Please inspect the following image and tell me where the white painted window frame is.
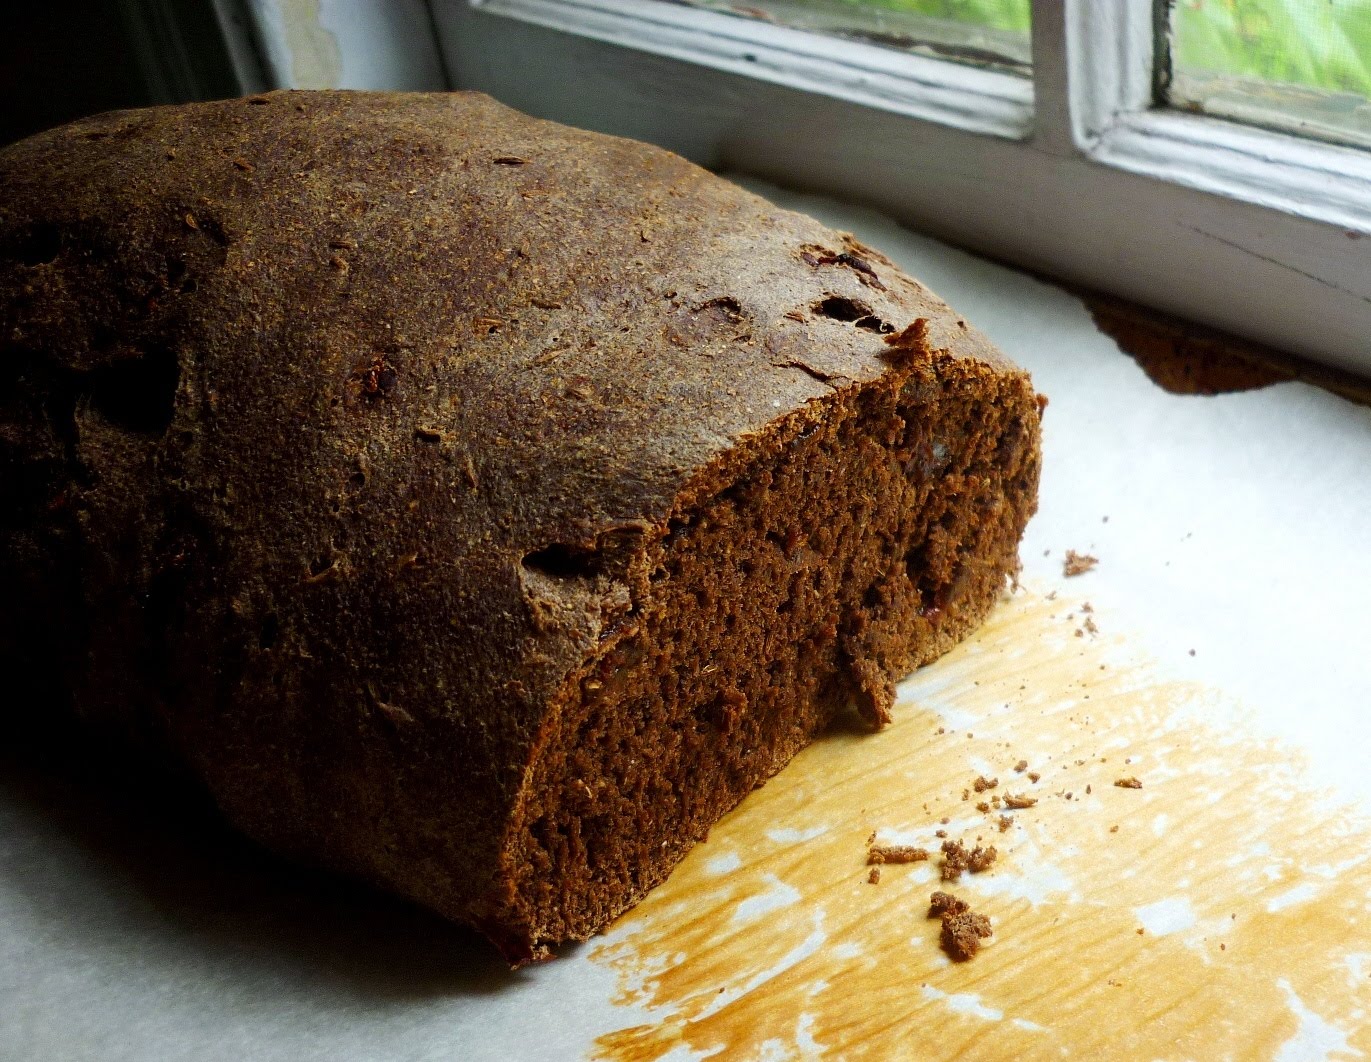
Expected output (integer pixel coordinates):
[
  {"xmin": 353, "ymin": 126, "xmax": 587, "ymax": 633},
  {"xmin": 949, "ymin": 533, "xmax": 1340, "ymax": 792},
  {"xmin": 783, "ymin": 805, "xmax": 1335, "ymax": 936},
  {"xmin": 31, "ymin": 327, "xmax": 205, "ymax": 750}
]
[
  {"xmin": 1060, "ymin": 1, "xmax": 1371, "ymax": 233},
  {"xmin": 458, "ymin": 0, "xmax": 1033, "ymax": 137},
  {"xmin": 216, "ymin": 0, "xmax": 1370, "ymax": 374},
  {"xmin": 433, "ymin": 0, "xmax": 1371, "ymax": 375}
]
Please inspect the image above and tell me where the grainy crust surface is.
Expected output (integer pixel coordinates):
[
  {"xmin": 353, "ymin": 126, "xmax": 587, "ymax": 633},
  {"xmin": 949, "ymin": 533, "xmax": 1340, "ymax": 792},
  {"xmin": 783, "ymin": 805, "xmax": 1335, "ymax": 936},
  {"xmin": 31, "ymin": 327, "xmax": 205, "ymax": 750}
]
[{"xmin": 0, "ymin": 90, "xmax": 1041, "ymax": 961}]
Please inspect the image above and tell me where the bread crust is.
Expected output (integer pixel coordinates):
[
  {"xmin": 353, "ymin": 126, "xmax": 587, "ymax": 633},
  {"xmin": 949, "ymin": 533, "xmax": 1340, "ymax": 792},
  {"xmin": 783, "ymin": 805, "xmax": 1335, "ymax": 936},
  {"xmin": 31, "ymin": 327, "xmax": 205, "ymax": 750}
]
[{"xmin": 0, "ymin": 91, "xmax": 1040, "ymax": 961}]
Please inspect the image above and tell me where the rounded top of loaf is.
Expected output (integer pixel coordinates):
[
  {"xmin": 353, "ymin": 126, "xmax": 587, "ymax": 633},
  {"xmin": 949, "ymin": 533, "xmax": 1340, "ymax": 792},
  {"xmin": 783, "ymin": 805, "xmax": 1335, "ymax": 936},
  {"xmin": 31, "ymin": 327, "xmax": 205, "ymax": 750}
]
[{"xmin": 0, "ymin": 85, "xmax": 1012, "ymax": 664}]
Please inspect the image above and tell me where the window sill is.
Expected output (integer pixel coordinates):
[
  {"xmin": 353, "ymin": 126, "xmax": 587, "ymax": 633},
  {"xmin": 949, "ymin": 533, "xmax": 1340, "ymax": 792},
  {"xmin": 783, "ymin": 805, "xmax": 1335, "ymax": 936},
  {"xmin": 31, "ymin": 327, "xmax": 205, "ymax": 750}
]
[{"xmin": 469, "ymin": 0, "xmax": 1033, "ymax": 138}]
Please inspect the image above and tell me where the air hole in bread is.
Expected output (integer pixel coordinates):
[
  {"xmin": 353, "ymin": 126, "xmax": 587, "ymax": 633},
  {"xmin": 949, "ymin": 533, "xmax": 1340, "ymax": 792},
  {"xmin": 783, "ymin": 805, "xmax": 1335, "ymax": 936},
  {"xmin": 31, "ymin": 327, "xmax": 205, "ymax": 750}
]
[
  {"xmin": 164, "ymin": 255, "xmax": 198, "ymax": 294},
  {"xmin": 12, "ymin": 223, "xmax": 61, "ymax": 267},
  {"xmin": 83, "ymin": 345, "xmax": 179, "ymax": 436},
  {"xmin": 813, "ymin": 296, "xmax": 892, "ymax": 333},
  {"xmin": 695, "ymin": 296, "xmax": 745, "ymax": 323},
  {"xmin": 523, "ymin": 542, "xmax": 603, "ymax": 581},
  {"xmin": 813, "ymin": 295, "xmax": 870, "ymax": 322}
]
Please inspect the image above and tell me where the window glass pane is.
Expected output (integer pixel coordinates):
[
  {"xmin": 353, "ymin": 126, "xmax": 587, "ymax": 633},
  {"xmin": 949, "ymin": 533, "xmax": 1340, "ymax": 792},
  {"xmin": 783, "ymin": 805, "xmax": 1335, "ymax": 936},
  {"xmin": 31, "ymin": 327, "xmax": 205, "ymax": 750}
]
[
  {"xmin": 679, "ymin": 0, "xmax": 1032, "ymax": 74},
  {"xmin": 1168, "ymin": 0, "xmax": 1371, "ymax": 150}
]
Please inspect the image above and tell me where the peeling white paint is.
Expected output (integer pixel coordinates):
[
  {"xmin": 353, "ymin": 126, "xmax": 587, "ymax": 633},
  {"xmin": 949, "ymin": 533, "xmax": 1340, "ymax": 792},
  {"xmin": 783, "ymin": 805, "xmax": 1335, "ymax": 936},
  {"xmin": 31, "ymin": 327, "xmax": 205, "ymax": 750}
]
[
  {"xmin": 244, "ymin": 0, "xmax": 342, "ymax": 88},
  {"xmin": 242, "ymin": 0, "xmax": 446, "ymax": 90}
]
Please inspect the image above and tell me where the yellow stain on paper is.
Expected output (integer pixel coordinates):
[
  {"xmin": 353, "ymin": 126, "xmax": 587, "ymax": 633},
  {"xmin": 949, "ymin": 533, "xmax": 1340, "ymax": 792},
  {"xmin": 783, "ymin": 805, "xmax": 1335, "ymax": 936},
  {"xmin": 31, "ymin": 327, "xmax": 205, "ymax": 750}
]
[{"xmin": 590, "ymin": 590, "xmax": 1371, "ymax": 1060}]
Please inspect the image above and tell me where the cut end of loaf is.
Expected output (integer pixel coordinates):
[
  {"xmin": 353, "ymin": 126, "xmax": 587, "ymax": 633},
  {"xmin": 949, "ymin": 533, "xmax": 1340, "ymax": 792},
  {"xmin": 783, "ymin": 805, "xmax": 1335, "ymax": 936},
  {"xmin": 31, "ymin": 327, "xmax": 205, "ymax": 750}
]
[{"xmin": 491, "ymin": 348, "xmax": 1042, "ymax": 964}]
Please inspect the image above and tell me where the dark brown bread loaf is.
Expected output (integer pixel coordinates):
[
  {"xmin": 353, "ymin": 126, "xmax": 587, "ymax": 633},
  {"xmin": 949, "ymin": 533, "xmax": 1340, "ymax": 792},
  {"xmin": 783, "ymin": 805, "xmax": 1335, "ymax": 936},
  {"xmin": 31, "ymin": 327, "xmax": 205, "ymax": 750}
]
[{"xmin": 0, "ymin": 90, "xmax": 1041, "ymax": 963}]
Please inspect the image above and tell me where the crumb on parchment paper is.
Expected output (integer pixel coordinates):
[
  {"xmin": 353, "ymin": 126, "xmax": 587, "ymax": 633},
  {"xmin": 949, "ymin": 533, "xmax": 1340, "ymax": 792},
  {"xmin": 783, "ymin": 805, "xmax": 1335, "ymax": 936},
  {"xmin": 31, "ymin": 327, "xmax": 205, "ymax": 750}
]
[
  {"xmin": 1063, "ymin": 550, "xmax": 1098, "ymax": 577},
  {"xmin": 929, "ymin": 891, "xmax": 992, "ymax": 961},
  {"xmin": 867, "ymin": 844, "xmax": 929, "ymax": 865},
  {"xmin": 940, "ymin": 840, "xmax": 997, "ymax": 881}
]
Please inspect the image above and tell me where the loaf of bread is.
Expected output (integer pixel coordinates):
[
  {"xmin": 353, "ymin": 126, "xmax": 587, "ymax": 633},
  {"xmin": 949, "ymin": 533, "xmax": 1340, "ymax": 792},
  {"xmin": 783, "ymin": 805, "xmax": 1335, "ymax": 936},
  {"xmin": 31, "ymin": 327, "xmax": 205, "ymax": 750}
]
[{"xmin": 0, "ymin": 91, "xmax": 1041, "ymax": 963}]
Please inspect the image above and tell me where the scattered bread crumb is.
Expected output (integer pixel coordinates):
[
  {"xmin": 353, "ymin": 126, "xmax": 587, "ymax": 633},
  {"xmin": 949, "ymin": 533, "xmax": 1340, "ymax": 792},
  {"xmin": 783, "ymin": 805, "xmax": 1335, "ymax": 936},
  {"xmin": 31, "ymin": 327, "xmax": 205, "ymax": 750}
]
[
  {"xmin": 929, "ymin": 890, "xmax": 968, "ymax": 919},
  {"xmin": 868, "ymin": 844, "xmax": 929, "ymax": 865},
  {"xmin": 868, "ymin": 867, "xmax": 882, "ymax": 884},
  {"xmin": 998, "ymin": 815, "xmax": 1013, "ymax": 833},
  {"xmin": 1013, "ymin": 759, "xmax": 1028, "ymax": 773},
  {"xmin": 939, "ymin": 840, "xmax": 997, "ymax": 881},
  {"xmin": 1115, "ymin": 777, "xmax": 1143, "ymax": 789},
  {"xmin": 1027, "ymin": 771, "xmax": 1041, "ymax": 783},
  {"xmin": 929, "ymin": 891, "xmax": 992, "ymax": 961},
  {"xmin": 1003, "ymin": 793, "xmax": 1038, "ymax": 809},
  {"xmin": 1063, "ymin": 550, "xmax": 1099, "ymax": 576},
  {"xmin": 973, "ymin": 775, "xmax": 998, "ymax": 792}
]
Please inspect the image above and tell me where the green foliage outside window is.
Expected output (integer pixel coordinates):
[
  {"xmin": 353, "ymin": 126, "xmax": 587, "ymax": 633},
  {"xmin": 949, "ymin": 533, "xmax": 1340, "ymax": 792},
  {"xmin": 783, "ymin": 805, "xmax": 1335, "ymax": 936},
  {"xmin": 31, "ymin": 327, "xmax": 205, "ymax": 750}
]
[{"xmin": 816, "ymin": 0, "xmax": 1371, "ymax": 98}]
